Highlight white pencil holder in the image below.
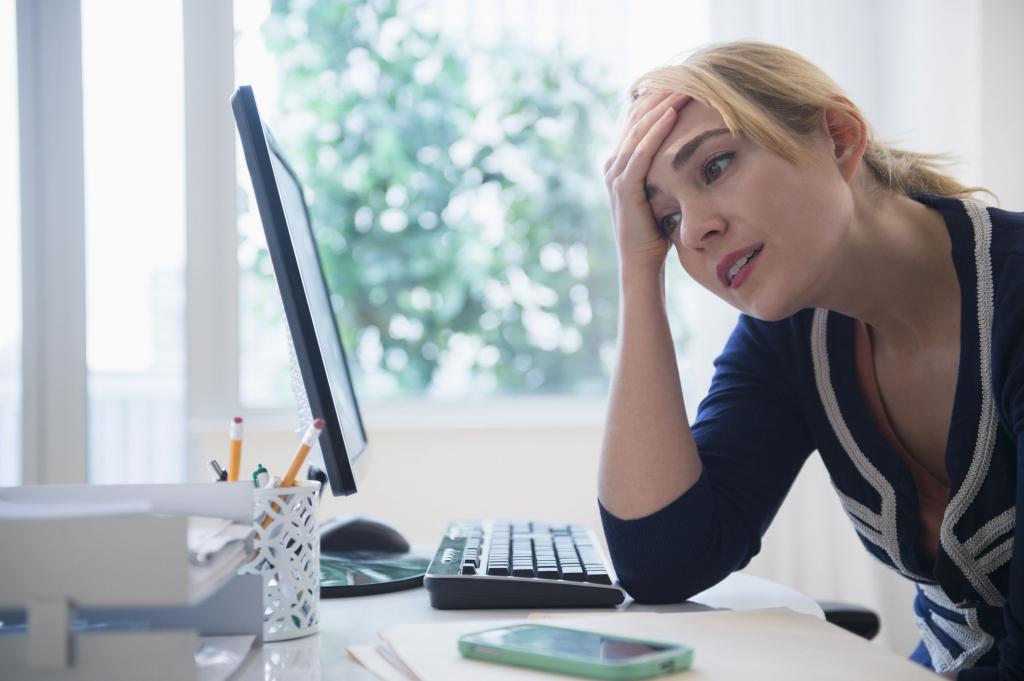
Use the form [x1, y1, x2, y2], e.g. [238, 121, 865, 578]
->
[240, 481, 320, 641]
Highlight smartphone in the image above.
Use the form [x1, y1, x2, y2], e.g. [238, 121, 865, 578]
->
[458, 623, 693, 680]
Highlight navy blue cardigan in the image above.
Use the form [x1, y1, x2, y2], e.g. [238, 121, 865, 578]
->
[601, 194, 1024, 679]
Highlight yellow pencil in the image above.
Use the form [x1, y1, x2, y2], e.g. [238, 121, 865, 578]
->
[261, 419, 324, 530]
[282, 418, 325, 487]
[228, 416, 243, 481]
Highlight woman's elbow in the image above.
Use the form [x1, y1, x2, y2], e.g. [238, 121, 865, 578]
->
[608, 535, 755, 604]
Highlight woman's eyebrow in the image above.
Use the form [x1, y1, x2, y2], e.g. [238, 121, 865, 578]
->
[644, 127, 732, 200]
[671, 127, 731, 171]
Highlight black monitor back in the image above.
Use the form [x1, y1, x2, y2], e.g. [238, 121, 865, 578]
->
[231, 84, 366, 496]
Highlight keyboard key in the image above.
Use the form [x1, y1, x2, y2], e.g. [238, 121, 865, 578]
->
[461, 563, 477, 575]
[537, 566, 560, 579]
[560, 566, 585, 581]
[512, 565, 535, 577]
[487, 564, 510, 576]
[585, 571, 612, 585]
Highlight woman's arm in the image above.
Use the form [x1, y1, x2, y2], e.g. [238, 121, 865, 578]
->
[599, 313, 816, 602]
[598, 91, 700, 519]
[598, 263, 702, 518]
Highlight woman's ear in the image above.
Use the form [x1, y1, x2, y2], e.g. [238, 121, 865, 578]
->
[823, 98, 867, 183]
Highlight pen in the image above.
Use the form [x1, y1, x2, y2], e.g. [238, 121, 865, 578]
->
[252, 464, 269, 489]
[228, 416, 243, 482]
[208, 459, 227, 482]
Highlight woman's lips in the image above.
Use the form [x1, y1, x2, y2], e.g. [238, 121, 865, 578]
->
[717, 244, 764, 288]
[729, 247, 762, 289]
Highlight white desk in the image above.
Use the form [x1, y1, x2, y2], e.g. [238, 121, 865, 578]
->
[234, 572, 824, 680]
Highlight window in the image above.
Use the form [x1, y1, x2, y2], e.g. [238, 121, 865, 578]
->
[234, 0, 711, 409]
[0, 0, 20, 485]
[82, 0, 187, 483]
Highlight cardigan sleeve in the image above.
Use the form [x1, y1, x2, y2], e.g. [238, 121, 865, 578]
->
[960, 252, 1024, 681]
[600, 313, 816, 603]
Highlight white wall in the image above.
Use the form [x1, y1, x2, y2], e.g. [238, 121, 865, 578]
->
[192, 408, 608, 544]
[979, 0, 1024, 210]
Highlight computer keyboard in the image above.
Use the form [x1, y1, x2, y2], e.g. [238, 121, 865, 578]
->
[424, 521, 627, 609]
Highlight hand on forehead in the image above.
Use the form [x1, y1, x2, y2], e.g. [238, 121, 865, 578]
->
[630, 90, 692, 115]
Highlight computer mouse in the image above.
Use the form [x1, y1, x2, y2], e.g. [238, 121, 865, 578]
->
[319, 515, 412, 555]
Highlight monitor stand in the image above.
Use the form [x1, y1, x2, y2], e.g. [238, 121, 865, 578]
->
[286, 339, 429, 596]
[308, 467, 431, 598]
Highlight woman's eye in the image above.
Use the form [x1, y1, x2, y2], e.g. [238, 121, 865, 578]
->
[702, 152, 734, 185]
[659, 213, 681, 235]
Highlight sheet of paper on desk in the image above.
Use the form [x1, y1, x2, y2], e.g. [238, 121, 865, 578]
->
[365, 609, 939, 681]
[348, 645, 419, 681]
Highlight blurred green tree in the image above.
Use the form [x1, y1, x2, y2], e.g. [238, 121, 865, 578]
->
[258, 0, 624, 397]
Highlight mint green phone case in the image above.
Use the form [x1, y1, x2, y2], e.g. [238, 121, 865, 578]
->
[458, 624, 694, 680]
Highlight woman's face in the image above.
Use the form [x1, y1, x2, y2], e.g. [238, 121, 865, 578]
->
[643, 98, 852, 321]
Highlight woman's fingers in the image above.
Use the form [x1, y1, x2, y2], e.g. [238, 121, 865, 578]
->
[603, 92, 671, 174]
[618, 105, 680, 199]
[618, 92, 671, 146]
[605, 94, 689, 183]
[602, 91, 691, 269]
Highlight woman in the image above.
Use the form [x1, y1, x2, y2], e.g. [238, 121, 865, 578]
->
[598, 40, 1022, 679]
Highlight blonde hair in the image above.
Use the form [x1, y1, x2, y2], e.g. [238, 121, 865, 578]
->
[631, 41, 995, 204]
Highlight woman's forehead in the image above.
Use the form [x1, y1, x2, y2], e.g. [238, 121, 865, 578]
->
[660, 100, 727, 153]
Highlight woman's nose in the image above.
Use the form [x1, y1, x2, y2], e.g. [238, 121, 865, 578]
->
[680, 215, 725, 250]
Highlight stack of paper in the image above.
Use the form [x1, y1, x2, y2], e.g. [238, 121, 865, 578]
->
[0, 482, 263, 681]
[349, 609, 938, 680]
[188, 516, 255, 565]
[187, 516, 256, 605]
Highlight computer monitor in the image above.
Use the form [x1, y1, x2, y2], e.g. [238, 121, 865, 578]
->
[231, 85, 428, 595]
[232, 85, 364, 497]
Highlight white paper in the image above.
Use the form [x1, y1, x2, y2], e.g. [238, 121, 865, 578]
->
[347, 645, 418, 681]
[188, 517, 254, 565]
